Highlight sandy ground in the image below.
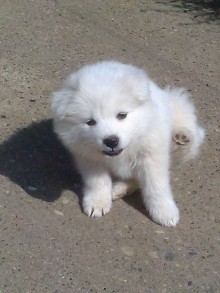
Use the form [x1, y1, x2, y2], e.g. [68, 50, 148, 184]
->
[0, 1, 220, 292]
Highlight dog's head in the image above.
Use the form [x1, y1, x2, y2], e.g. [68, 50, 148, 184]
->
[52, 61, 154, 158]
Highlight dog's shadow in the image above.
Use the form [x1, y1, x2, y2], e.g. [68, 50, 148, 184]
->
[0, 119, 82, 201]
[0, 119, 147, 218]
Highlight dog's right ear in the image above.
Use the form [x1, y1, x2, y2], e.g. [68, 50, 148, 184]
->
[132, 71, 151, 102]
[51, 73, 78, 120]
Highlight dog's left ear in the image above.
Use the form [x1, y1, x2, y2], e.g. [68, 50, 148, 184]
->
[123, 68, 151, 102]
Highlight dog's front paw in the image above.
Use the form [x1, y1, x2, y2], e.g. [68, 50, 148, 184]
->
[149, 200, 180, 227]
[83, 193, 112, 218]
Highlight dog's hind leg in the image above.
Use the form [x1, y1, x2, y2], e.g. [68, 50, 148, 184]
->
[173, 128, 191, 145]
[167, 87, 205, 163]
[171, 124, 204, 164]
[112, 180, 138, 201]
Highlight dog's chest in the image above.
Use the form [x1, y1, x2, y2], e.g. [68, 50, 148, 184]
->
[105, 152, 136, 180]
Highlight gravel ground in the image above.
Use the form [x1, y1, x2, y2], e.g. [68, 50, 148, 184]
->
[0, 1, 219, 292]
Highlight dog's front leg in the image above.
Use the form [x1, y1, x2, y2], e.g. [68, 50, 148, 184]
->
[138, 154, 180, 227]
[79, 163, 112, 218]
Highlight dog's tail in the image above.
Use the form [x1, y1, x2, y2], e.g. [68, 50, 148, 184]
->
[166, 86, 205, 164]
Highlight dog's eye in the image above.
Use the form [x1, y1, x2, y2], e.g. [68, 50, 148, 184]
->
[117, 112, 127, 120]
[86, 119, 96, 126]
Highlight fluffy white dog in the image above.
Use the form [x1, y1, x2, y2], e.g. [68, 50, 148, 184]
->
[52, 61, 204, 227]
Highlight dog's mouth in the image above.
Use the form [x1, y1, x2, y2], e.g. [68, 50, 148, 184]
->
[103, 148, 123, 157]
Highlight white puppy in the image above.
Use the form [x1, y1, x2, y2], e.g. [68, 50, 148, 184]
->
[52, 61, 204, 227]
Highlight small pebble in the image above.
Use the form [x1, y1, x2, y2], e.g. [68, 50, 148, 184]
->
[54, 210, 64, 216]
[121, 246, 134, 256]
[27, 186, 37, 191]
[155, 230, 165, 234]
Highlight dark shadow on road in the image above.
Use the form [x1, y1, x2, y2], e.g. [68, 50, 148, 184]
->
[0, 119, 83, 202]
[156, 0, 220, 23]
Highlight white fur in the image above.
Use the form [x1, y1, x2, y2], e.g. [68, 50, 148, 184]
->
[52, 61, 204, 227]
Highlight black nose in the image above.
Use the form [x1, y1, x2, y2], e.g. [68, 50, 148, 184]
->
[103, 136, 119, 149]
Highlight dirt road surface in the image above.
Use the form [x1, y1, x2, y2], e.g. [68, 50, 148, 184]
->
[0, 1, 219, 292]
